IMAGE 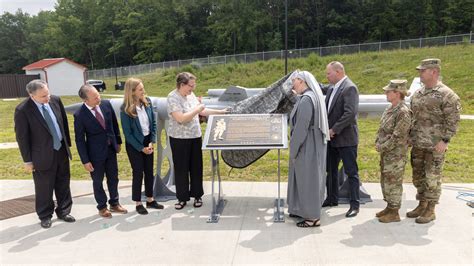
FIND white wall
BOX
[25,69,45,80]
[45,61,85,96]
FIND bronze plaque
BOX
[204,114,286,148]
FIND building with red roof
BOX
[23,58,87,96]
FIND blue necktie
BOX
[42,105,61,150]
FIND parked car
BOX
[86,79,106,92]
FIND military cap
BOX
[416,58,441,70]
[383,79,408,95]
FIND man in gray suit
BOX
[322,61,360,217]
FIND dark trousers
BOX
[170,137,204,202]
[126,135,154,202]
[90,145,119,210]
[327,144,360,208]
[32,144,72,220]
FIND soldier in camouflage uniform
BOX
[375,80,412,223]
[408,58,461,224]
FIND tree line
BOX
[1,0,472,74]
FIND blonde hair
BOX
[123,78,148,117]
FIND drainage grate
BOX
[0,185,132,220]
[0,195,36,220]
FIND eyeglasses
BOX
[185,83,196,88]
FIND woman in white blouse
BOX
[167,72,227,210]
[121,78,164,215]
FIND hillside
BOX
[104,43,474,113]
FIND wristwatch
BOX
[441,138,450,143]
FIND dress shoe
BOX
[345,207,359,218]
[136,204,148,215]
[99,208,112,218]
[110,204,128,214]
[40,218,52,229]
[289,213,301,218]
[58,214,76,223]
[146,200,164,209]
[322,200,338,207]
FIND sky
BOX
[0,0,56,15]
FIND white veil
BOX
[291,70,330,142]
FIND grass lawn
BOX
[1,95,472,183]
[1,44,473,182]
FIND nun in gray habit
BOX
[287,70,330,228]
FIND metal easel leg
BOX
[208,150,226,223]
[274,149,285,222]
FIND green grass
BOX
[1,44,473,182]
[103,44,474,113]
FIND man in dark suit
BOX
[74,85,127,218]
[323,61,361,218]
[14,79,75,228]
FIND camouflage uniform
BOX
[376,101,411,208]
[410,81,461,203]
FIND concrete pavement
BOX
[0,180,472,265]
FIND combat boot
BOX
[378,207,401,223]
[406,200,427,218]
[375,204,390,218]
[415,201,436,224]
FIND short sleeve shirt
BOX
[167,89,202,138]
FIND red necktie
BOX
[92,106,106,129]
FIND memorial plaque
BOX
[203,114,287,149]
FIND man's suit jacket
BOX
[325,77,359,147]
[74,100,122,164]
[14,96,72,171]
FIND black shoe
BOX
[136,204,148,215]
[146,200,164,209]
[289,213,301,218]
[58,214,76,223]
[40,218,52,229]
[322,199,338,207]
[345,207,359,218]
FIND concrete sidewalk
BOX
[0,180,472,265]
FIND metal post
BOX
[284,0,288,75]
[110,31,118,86]
[273,149,284,222]
[208,150,225,223]
[224,54,227,64]
[419,37,422,48]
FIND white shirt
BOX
[85,103,104,118]
[327,75,347,110]
[136,105,150,136]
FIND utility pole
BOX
[110,31,119,88]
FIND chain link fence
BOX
[87,32,473,80]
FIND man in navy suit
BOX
[322,61,361,218]
[15,79,75,228]
[74,85,127,218]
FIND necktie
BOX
[92,106,106,129]
[42,105,61,150]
